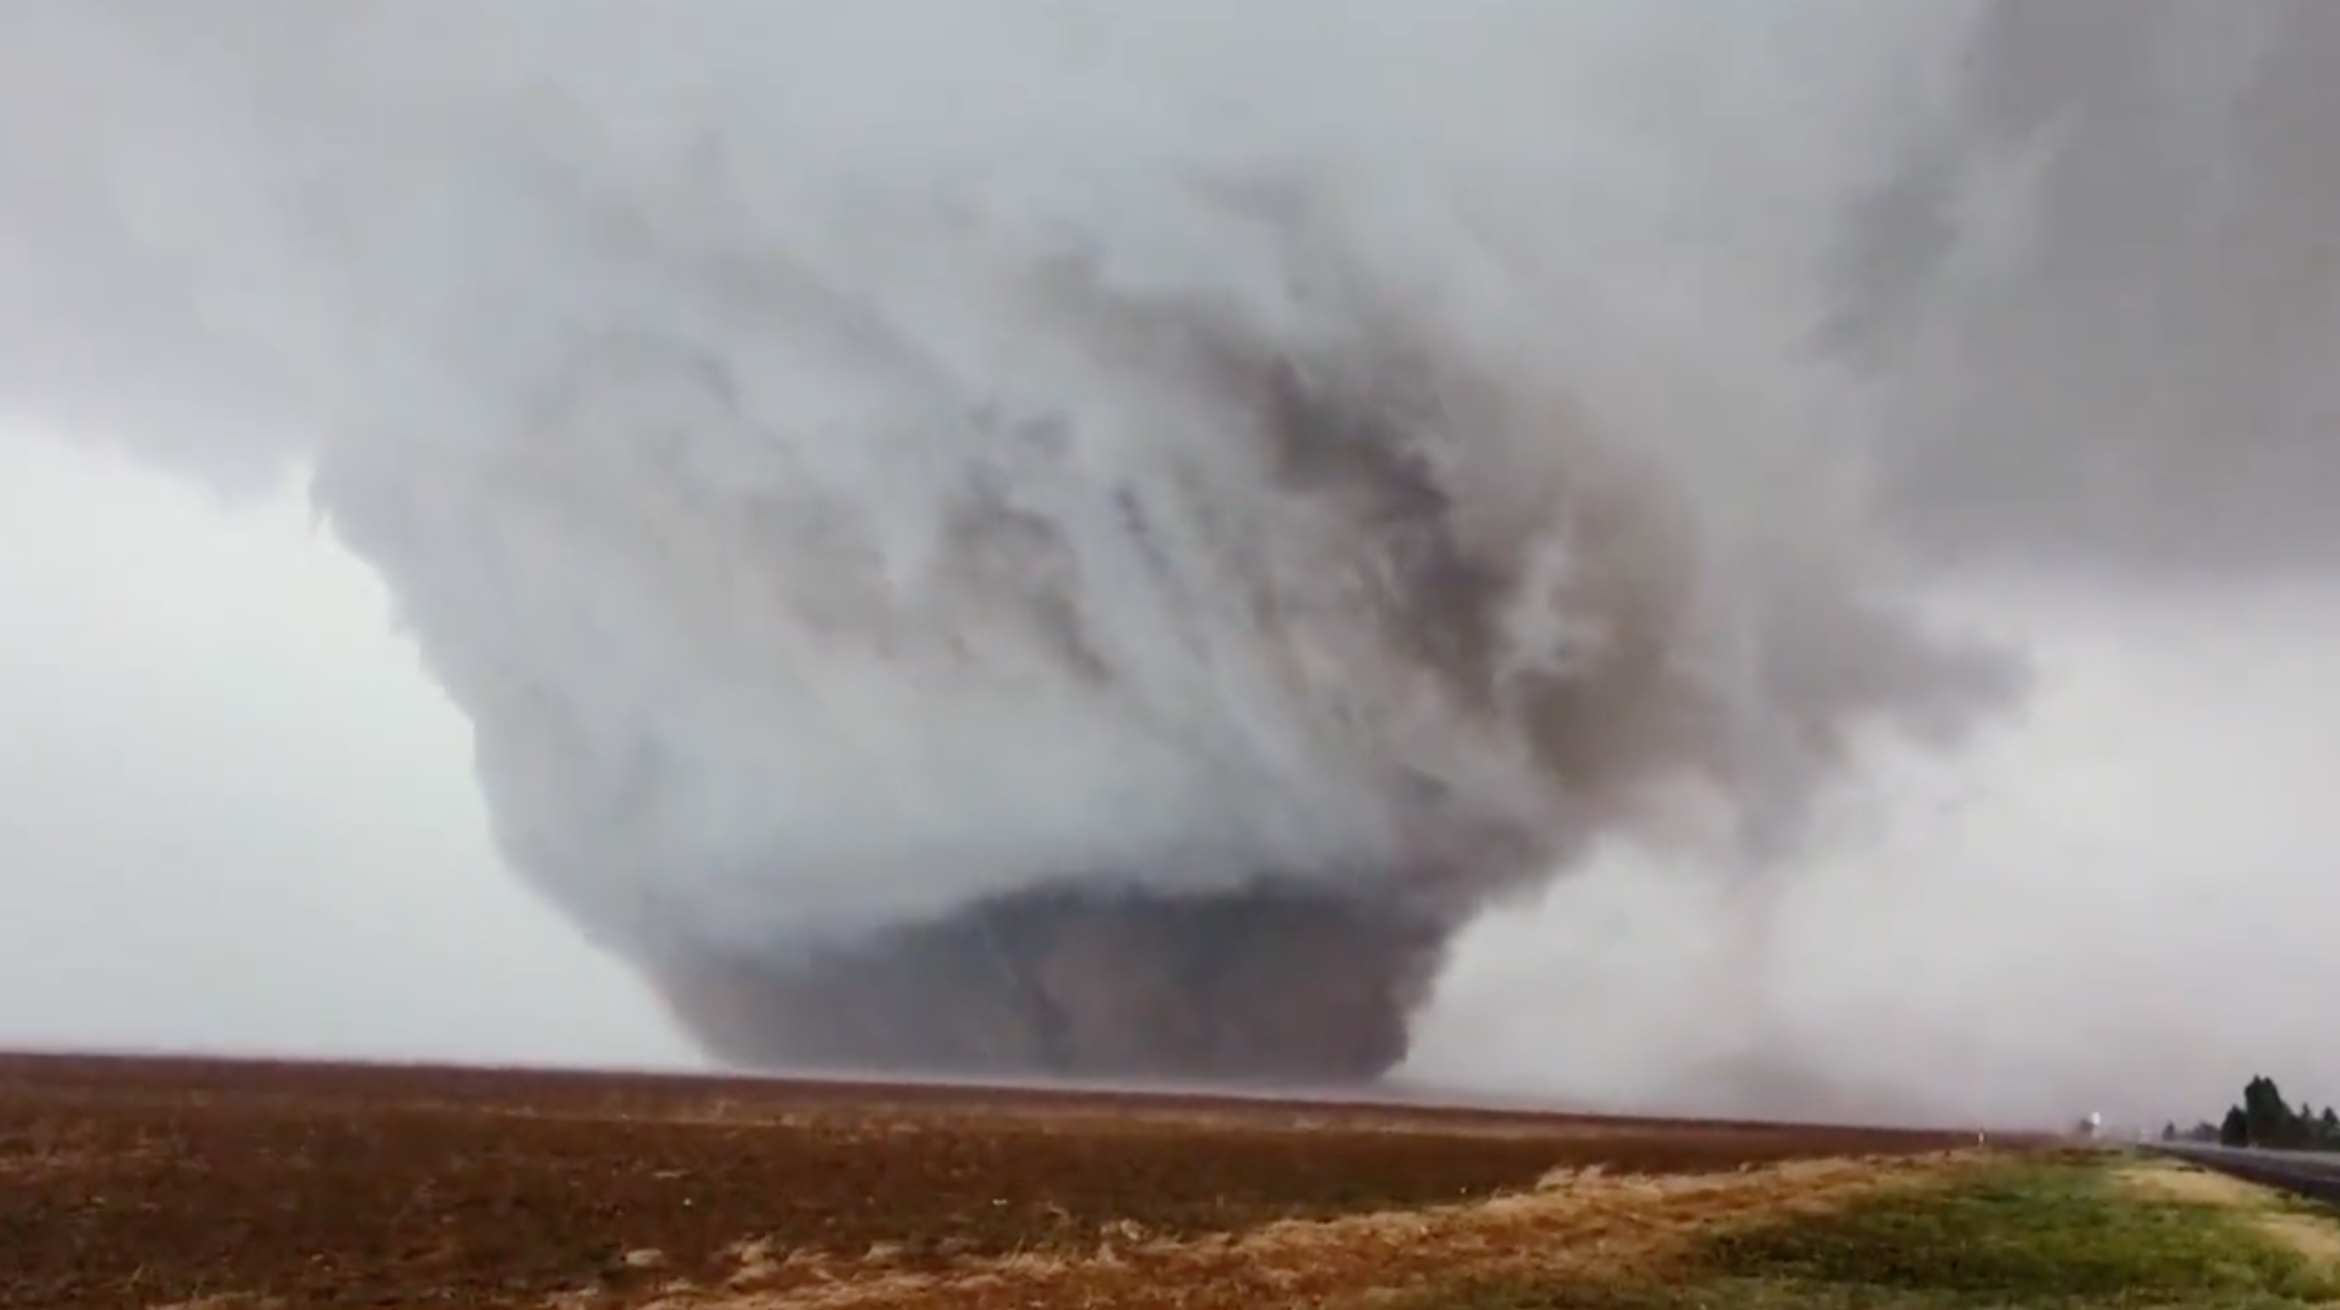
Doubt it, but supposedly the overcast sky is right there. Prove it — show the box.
[0,431,698,1069]
[4,424,2337,1126]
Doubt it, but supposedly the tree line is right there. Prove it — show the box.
[2161,1075,2340,1151]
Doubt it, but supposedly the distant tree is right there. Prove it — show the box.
[2161,1122,2178,1143]
[2186,1080,2340,1152]
[2244,1076,2295,1147]
[2203,1078,2340,1151]
[2221,1105,2251,1148]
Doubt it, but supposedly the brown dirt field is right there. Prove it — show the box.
[0,1053,2000,1310]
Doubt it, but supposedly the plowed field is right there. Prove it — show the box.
[0,1053,1992,1309]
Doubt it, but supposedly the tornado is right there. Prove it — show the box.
[5,1,2335,1086]
[653,883,1451,1082]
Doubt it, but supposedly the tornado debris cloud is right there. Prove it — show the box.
[0,0,2018,1081]
[654,882,1451,1082]
[10,1,2335,1086]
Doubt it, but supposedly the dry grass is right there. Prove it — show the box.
[2262,1211,2340,1272]
[2118,1158,2340,1274]
[2116,1157,2278,1207]
[613,1152,1974,1309]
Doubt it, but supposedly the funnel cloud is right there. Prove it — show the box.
[0,2,2332,1087]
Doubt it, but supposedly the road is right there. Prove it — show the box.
[2155,1143,2340,1207]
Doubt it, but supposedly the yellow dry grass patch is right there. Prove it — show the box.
[621,1150,1980,1310]
[2260,1209,2340,1274]
[2117,1159,2273,1208]
[2116,1159,2340,1274]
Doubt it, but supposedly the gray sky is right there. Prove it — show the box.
[5,427,2336,1125]
[0,432,696,1068]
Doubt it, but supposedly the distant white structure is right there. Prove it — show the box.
[2076,1111,2104,1140]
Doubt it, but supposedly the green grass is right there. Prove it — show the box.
[1380,1152,2340,1309]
